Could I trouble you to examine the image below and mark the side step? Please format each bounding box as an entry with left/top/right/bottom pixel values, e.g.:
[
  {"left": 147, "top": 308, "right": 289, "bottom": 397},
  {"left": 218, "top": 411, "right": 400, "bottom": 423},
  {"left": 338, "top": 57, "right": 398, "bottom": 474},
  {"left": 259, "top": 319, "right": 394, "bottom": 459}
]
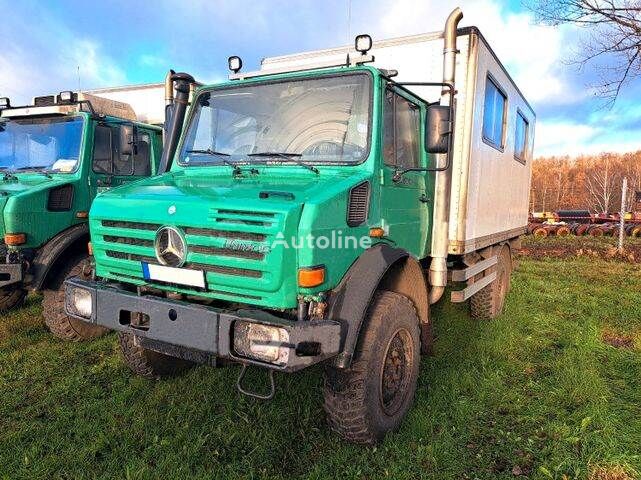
[{"left": 449, "top": 256, "right": 497, "bottom": 303}]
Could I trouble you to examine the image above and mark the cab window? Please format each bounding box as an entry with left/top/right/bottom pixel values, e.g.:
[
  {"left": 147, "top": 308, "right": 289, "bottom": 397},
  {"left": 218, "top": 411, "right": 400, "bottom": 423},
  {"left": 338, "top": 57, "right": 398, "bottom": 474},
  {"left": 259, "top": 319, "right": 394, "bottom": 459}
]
[
  {"left": 92, "top": 125, "right": 113, "bottom": 174},
  {"left": 92, "top": 125, "right": 151, "bottom": 176},
  {"left": 383, "top": 89, "right": 420, "bottom": 169}
]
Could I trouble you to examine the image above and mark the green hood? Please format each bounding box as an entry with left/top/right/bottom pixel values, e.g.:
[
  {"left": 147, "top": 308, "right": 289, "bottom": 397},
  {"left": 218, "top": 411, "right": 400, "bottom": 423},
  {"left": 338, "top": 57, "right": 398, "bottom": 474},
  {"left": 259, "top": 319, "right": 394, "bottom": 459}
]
[
  {"left": 97, "top": 168, "right": 358, "bottom": 205},
  {"left": 0, "top": 174, "right": 67, "bottom": 239},
  {"left": 90, "top": 168, "right": 368, "bottom": 308}
]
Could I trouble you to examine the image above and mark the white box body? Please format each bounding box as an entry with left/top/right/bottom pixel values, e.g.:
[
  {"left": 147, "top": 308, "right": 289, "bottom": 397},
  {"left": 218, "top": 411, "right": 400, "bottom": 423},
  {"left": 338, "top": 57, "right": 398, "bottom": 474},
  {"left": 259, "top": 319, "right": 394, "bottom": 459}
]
[
  {"left": 86, "top": 83, "right": 166, "bottom": 125},
  {"left": 262, "top": 28, "right": 535, "bottom": 254}
]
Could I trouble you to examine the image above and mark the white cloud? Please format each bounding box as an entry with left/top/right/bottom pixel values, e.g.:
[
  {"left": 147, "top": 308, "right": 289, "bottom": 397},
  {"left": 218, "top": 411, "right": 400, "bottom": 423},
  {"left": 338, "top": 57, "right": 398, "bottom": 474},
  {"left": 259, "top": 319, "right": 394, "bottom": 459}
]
[
  {"left": 535, "top": 120, "right": 641, "bottom": 157},
  {"left": 535, "top": 121, "right": 598, "bottom": 156},
  {"left": 372, "top": 0, "right": 583, "bottom": 105},
  {"left": 0, "top": 16, "right": 125, "bottom": 104}
]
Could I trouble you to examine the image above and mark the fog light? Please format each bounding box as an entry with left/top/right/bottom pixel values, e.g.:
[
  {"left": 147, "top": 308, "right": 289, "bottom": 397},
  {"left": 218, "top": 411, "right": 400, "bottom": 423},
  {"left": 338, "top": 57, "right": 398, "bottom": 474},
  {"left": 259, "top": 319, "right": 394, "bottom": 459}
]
[
  {"left": 69, "top": 287, "right": 93, "bottom": 318},
  {"left": 233, "top": 320, "right": 290, "bottom": 365}
]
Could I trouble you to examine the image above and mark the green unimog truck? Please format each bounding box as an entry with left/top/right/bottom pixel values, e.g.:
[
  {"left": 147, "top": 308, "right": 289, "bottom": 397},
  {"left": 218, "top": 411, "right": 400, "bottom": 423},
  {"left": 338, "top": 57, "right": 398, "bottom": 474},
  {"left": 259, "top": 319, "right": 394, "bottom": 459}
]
[
  {"left": 0, "top": 89, "right": 163, "bottom": 340},
  {"left": 64, "top": 9, "right": 535, "bottom": 443}
]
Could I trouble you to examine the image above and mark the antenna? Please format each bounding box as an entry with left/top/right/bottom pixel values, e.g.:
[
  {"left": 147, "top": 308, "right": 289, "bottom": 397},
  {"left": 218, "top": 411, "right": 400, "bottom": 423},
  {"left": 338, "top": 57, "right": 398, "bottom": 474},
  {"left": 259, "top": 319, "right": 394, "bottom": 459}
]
[{"left": 77, "top": 65, "right": 81, "bottom": 93}]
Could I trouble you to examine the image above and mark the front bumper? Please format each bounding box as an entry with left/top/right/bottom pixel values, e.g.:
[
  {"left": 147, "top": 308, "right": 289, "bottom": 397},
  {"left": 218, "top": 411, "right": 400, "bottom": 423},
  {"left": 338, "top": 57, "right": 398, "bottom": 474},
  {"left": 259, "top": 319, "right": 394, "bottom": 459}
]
[
  {"left": 64, "top": 277, "right": 341, "bottom": 372},
  {"left": 0, "top": 262, "right": 23, "bottom": 288}
]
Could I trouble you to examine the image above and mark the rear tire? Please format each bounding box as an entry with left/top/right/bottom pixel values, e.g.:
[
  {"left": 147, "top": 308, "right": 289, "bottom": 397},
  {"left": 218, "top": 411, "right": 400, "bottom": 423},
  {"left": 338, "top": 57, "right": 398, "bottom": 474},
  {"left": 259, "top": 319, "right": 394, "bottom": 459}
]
[
  {"left": 118, "top": 332, "right": 192, "bottom": 379},
  {"left": 43, "top": 253, "right": 108, "bottom": 341},
  {"left": 323, "top": 290, "right": 420, "bottom": 445},
  {"left": 0, "top": 286, "right": 26, "bottom": 312},
  {"left": 470, "top": 246, "right": 511, "bottom": 320}
]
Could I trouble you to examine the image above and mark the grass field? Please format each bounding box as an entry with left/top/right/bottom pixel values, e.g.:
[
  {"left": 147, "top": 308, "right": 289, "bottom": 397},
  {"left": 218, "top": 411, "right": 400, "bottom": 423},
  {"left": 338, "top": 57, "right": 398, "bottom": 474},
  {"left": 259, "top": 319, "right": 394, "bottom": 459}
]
[{"left": 1, "top": 253, "right": 640, "bottom": 479}]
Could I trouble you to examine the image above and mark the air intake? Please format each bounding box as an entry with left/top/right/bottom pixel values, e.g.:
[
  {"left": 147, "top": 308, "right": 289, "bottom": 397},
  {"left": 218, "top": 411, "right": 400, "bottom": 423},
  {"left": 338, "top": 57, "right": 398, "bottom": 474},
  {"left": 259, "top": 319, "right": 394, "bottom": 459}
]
[
  {"left": 47, "top": 184, "right": 74, "bottom": 212},
  {"left": 347, "top": 181, "right": 370, "bottom": 227}
]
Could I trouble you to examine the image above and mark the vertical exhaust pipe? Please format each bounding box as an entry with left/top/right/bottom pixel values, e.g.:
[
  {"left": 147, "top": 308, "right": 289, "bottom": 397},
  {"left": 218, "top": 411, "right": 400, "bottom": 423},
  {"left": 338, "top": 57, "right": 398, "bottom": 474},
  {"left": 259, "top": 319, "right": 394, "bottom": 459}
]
[
  {"left": 163, "top": 69, "right": 175, "bottom": 145},
  {"left": 428, "top": 7, "right": 463, "bottom": 305},
  {"left": 158, "top": 72, "right": 195, "bottom": 174}
]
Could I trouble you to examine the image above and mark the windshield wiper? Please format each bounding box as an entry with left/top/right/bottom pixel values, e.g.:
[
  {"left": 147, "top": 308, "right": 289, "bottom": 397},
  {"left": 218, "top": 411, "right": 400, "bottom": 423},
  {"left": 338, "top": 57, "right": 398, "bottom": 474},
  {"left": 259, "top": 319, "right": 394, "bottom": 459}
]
[
  {"left": 248, "top": 152, "right": 319, "bottom": 175},
  {"left": 185, "top": 149, "right": 242, "bottom": 175},
  {"left": 186, "top": 149, "right": 231, "bottom": 157}
]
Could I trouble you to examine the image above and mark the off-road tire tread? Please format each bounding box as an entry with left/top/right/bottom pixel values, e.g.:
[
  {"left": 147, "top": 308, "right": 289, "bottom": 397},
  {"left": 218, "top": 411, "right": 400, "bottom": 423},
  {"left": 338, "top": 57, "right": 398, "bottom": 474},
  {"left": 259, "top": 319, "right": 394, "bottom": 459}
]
[
  {"left": 0, "top": 287, "right": 26, "bottom": 312},
  {"left": 323, "top": 290, "right": 420, "bottom": 445},
  {"left": 118, "top": 332, "right": 192, "bottom": 379},
  {"left": 470, "top": 246, "right": 512, "bottom": 321},
  {"left": 43, "top": 254, "right": 108, "bottom": 341}
]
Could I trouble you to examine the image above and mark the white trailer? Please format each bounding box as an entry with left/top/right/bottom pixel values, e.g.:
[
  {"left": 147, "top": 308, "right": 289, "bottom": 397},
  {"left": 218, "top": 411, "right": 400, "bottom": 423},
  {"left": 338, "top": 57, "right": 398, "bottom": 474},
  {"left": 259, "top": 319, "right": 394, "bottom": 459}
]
[{"left": 262, "top": 27, "right": 536, "bottom": 256}]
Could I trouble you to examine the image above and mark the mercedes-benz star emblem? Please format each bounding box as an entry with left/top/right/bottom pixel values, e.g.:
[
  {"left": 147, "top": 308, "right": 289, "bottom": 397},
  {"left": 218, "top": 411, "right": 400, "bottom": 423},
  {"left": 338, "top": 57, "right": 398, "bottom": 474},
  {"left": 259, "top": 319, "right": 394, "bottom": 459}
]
[{"left": 154, "top": 226, "right": 187, "bottom": 267}]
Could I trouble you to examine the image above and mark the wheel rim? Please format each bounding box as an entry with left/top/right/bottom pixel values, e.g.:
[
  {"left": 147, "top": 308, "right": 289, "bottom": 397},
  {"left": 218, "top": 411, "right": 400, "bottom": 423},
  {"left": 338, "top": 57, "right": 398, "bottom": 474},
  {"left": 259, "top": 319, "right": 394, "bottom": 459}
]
[{"left": 380, "top": 328, "right": 414, "bottom": 416}]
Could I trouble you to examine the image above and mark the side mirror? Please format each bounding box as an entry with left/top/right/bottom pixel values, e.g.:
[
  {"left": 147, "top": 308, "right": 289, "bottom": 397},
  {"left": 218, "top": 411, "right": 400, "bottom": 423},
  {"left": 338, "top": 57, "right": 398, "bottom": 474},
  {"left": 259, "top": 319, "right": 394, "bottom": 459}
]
[
  {"left": 425, "top": 104, "right": 451, "bottom": 154},
  {"left": 119, "top": 124, "right": 137, "bottom": 156}
]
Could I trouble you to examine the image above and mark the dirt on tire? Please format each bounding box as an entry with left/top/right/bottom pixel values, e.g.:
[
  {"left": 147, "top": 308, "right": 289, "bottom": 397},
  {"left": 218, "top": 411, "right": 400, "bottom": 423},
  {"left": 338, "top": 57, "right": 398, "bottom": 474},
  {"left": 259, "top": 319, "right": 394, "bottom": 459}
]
[
  {"left": 323, "top": 290, "right": 420, "bottom": 445},
  {"left": 118, "top": 332, "right": 193, "bottom": 379},
  {"left": 0, "top": 286, "right": 26, "bottom": 313}
]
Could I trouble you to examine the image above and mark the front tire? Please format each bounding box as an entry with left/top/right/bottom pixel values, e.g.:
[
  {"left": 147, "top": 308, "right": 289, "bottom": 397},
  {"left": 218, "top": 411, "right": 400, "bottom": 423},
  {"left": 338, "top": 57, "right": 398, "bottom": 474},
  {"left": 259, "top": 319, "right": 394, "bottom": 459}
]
[
  {"left": 43, "top": 253, "right": 108, "bottom": 341},
  {"left": 0, "top": 286, "right": 26, "bottom": 312},
  {"left": 323, "top": 290, "right": 420, "bottom": 445},
  {"left": 118, "top": 333, "right": 192, "bottom": 379}
]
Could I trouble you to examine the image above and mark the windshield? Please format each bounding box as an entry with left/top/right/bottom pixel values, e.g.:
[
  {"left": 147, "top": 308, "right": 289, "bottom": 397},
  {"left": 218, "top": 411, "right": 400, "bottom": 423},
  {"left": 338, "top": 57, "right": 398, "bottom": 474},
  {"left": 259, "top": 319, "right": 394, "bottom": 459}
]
[
  {"left": 180, "top": 73, "right": 371, "bottom": 166},
  {"left": 0, "top": 116, "right": 84, "bottom": 173}
]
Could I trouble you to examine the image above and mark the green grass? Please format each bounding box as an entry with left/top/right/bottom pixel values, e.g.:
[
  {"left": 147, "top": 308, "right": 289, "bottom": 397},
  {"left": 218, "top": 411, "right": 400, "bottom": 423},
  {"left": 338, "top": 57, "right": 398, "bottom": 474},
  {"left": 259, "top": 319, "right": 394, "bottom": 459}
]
[{"left": 1, "top": 257, "right": 640, "bottom": 479}]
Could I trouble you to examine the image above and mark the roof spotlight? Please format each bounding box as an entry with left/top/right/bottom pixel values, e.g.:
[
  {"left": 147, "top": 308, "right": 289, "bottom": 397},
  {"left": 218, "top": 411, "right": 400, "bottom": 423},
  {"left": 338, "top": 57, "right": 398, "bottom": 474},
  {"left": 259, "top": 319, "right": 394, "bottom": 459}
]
[
  {"left": 228, "top": 56, "right": 243, "bottom": 73},
  {"left": 58, "top": 91, "right": 75, "bottom": 103},
  {"left": 355, "top": 34, "right": 372, "bottom": 55}
]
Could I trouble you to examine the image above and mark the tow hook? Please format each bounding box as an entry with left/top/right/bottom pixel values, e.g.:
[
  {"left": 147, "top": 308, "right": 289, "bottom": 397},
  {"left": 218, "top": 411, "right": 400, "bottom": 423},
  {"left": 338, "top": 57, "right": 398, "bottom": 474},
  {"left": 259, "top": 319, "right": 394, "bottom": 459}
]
[{"left": 236, "top": 364, "right": 276, "bottom": 400}]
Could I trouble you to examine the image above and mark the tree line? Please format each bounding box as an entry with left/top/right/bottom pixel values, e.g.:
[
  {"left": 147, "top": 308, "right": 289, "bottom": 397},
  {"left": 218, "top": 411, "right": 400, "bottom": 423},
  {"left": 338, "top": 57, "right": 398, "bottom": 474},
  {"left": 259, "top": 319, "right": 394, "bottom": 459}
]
[{"left": 530, "top": 150, "right": 641, "bottom": 213}]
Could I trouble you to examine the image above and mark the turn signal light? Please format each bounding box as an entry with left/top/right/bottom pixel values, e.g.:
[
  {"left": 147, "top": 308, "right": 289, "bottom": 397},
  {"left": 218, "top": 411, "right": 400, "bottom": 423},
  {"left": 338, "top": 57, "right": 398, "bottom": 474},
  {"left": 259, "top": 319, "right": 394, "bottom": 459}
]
[
  {"left": 369, "top": 227, "right": 385, "bottom": 238},
  {"left": 76, "top": 211, "right": 88, "bottom": 219},
  {"left": 4, "top": 233, "right": 26, "bottom": 245},
  {"left": 298, "top": 266, "right": 326, "bottom": 288},
  {"left": 87, "top": 242, "right": 93, "bottom": 256}
]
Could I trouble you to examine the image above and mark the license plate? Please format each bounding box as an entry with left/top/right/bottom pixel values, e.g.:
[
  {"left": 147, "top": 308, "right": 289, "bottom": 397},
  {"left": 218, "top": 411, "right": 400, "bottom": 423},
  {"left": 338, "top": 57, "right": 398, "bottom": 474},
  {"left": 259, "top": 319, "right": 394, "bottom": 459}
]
[{"left": 141, "top": 262, "right": 206, "bottom": 288}]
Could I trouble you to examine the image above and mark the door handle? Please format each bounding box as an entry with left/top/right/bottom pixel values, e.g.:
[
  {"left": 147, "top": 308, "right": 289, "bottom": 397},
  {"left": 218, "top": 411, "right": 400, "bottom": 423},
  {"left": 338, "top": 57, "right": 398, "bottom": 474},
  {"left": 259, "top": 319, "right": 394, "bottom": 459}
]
[{"left": 419, "top": 194, "right": 429, "bottom": 203}]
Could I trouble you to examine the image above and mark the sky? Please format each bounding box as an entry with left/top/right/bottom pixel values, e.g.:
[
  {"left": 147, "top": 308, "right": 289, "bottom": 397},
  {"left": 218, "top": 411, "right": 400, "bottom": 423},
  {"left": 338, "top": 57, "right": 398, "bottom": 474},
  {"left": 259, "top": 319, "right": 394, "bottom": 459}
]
[{"left": 1, "top": 0, "right": 639, "bottom": 158}]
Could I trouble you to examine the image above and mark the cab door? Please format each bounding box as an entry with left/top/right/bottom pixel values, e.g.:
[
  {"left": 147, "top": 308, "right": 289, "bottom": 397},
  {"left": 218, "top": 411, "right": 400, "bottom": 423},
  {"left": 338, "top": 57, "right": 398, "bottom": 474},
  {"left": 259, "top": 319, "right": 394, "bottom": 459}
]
[
  {"left": 379, "top": 88, "right": 430, "bottom": 257},
  {"left": 89, "top": 123, "right": 154, "bottom": 197}
]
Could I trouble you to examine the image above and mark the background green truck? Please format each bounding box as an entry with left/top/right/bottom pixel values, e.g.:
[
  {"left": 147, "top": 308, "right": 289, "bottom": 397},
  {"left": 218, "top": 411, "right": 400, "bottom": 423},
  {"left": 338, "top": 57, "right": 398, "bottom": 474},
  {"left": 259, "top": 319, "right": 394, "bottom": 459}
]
[
  {"left": 0, "top": 88, "right": 164, "bottom": 339},
  {"left": 64, "top": 8, "right": 535, "bottom": 444}
]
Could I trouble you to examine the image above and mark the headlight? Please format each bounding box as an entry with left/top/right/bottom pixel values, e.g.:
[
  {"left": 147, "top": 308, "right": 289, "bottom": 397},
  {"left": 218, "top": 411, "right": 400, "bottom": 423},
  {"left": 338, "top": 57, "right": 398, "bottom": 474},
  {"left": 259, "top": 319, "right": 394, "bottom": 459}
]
[
  {"left": 68, "top": 287, "right": 93, "bottom": 318},
  {"left": 233, "top": 321, "right": 290, "bottom": 366}
]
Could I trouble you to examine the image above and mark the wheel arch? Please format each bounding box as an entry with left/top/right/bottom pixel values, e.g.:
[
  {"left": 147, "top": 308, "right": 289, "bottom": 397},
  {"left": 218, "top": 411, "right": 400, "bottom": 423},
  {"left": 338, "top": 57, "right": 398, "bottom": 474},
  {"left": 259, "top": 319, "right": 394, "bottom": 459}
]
[
  {"left": 31, "top": 223, "right": 90, "bottom": 291},
  {"left": 327, "top": 243, "right": 430, "bottom": 369}
]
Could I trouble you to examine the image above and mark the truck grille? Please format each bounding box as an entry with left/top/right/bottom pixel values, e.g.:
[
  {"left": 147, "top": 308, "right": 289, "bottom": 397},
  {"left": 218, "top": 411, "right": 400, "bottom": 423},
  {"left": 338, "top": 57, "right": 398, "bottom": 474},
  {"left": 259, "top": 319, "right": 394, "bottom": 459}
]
[{"left": 94, "top": 208, "right": 285, "bottom": 301}]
